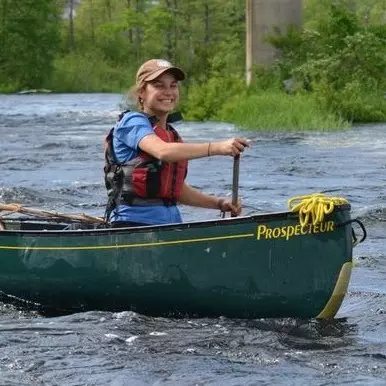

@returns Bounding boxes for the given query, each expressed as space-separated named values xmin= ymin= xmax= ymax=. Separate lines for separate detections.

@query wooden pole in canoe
xmin=231 ymin=155 xmax=240 ymax=217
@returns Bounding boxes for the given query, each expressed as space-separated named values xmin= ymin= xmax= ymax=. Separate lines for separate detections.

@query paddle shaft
xmin=231 ymin=155 xmax=240 ymax=217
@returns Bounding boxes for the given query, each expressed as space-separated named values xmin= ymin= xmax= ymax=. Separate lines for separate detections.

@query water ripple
xmin=0 ymin=94 xmax=385 ymax=385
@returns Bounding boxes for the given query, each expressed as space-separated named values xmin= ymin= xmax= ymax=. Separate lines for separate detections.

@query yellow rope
xmin=288 ymin=193 xmax=349 ymax=227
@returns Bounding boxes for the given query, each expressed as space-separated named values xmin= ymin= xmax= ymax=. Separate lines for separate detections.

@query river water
xmin=0 ymin=93 xmax=385 ymax=385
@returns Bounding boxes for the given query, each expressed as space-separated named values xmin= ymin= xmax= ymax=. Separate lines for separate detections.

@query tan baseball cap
xmin=136 ymin=59 xmax=186 ymax=84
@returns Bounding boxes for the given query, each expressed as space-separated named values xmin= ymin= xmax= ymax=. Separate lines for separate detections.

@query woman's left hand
xmin=217 ymin=198 xmax=242 ymax=217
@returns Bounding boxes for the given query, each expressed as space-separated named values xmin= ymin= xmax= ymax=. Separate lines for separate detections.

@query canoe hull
xmin=0 ymin=207 xmax=353 ymax=318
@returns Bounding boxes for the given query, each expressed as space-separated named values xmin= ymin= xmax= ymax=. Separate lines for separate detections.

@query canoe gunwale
xmin=0 ymin=204 xmax=352 ymax=236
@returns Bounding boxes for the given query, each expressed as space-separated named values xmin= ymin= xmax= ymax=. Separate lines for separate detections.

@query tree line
xmin=0 ymin=0 xmax=385 ymax=127
xmin=0 ymin=0 xmax=244 ymax=91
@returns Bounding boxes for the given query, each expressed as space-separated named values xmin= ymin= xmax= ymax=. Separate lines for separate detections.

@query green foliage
xmin=293 ymin=30 xmax=386 ymax=88
xmin=248 ymin=66 xmax=283 ymax=92
xmin=64 ymin=0 xmax=245 ymax=85
xmin=305 ymin=0 xmax=386 ymax=27
xmin=207 ymin=37 xmax=245 ymax=79
xmin=180 ymin=31 xmax=245 ymax=121
xmin=0 ymin=82 xmax=20 ymax=93
xmin=313 ymin=80 xmax=386 ymax=123
xmin=0 ymin=0 xmax=61 ymax=90
xmin=49 ymin=53 xmax=129 ymax=92
xmin=181 ymin=76 xmax=245 ymax=122
xmin=217 ymin=91 xmax=348 ymax=131
xmin=269 ymin=1 xmax=386 ymax=123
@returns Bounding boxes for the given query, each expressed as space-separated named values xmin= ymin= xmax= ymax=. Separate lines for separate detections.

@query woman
xmin=104 ymin=58 xmax=249 ymax=227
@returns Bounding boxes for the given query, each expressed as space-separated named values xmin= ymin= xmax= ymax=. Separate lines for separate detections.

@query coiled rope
xmin=288 ymin=193 xmax=349 ymax=227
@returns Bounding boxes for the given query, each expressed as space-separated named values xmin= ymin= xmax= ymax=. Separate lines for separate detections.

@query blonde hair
xmin=128 ymin=80 xmax=147 ymax=111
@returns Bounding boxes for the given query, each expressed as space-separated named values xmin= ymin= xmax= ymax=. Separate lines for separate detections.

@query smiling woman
xmin=103 ymin=59 xmax=249 ymax=227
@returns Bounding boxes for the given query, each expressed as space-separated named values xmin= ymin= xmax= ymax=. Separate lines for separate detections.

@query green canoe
xmin=0 ymin=205 xmax=365 ymax=319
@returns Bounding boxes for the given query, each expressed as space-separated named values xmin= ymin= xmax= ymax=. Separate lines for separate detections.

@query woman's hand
xmin=217 ymin=198 xmax=242 ymax=217
xmin=211 ymin=137 xmax=249 ymax=157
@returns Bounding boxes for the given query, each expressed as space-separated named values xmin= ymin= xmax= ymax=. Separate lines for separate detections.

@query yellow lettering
xmin=272 ymin=228 xmax=281 ymax=238
xmin=286 ymin=226 xmax=295 ymax=240
xmin=256 ymin=221 xmax=335 ymax=241
xmin=257 ymin=225 xmax=267 ymax=240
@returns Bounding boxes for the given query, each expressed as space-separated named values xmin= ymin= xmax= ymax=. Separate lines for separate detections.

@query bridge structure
xmin=246 ymin=0 xmax=303 ymax=85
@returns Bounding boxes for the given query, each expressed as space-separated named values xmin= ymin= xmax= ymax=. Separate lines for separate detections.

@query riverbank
xmin=0 ymin=89 xmax=386 ymax=132
xmin=1 ymin=87 xmax=384 ymax=132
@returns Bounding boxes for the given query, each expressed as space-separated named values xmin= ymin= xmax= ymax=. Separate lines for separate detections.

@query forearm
xmin=139 ymin=134 xmax=249 ymax=162
xmin=178 ymin=183 xmax=220 ymax=209
xmin=158 ymin=142 xmax=212 ymax=162
xmin=179 ymin=183 xmax=242 ymax=217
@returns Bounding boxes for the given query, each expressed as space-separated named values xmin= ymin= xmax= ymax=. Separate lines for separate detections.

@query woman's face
xmin=139 ymin=72 xmax=180 ymax=116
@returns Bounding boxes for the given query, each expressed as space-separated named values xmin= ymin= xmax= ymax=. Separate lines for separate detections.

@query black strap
xmin=167 ymin=112 xmax=183 ymax=123
xmin=120 ymin=193 xmax=176 ymax=207
xmin=118 ymin=109 xmax=131 ymax=121
xmin=117 ymin=110 xmax=183 ymax=124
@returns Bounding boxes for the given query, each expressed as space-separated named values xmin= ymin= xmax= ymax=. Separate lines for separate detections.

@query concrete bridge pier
xmin=246 ymin=0 xmax=303 ymax=85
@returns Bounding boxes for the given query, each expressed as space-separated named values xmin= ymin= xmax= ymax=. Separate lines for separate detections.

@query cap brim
xmin=145 ymin=67 xmax=186 ymax=82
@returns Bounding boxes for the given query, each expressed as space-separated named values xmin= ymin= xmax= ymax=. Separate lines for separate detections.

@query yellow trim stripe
xmin=0 ymin=233 xmax=255 ymax=251
xmin=316 ymin=262 xmax=353 ymax=320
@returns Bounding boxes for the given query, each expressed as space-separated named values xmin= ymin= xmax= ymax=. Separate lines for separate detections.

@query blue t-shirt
xmin=109 ymin=112 xmax=183 ymax=225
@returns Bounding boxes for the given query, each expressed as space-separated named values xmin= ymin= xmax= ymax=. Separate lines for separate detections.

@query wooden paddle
xmin=231 ymin=155 xmax=240 ymax=217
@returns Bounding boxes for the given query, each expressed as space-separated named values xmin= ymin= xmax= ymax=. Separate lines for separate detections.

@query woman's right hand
xmin=211 ymin=137 xmax=249 ymax=157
